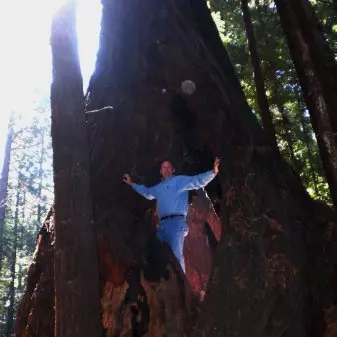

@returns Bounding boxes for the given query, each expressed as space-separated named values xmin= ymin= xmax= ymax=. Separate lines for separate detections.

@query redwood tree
xmin=15 ymin=0 xmax=337 ymax=337
xmin=274 ymin=0 xmax=337 ymax=209
xmin=50 ymin=2 xmax=101 ymax=337
xmin=240 ymin=0 xmax=278 ymax=151
xmin=85 ymin=0 xmax=335 ymax=335
xmin=5 ymin=180 xmax=20 ymax=337
xmin=0 ymin=123 xmax=13 ymax=273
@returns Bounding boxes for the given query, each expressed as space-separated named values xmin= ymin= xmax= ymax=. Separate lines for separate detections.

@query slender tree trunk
xmin=36 ymin=130 xmax=44 ymax=231
xmin=240 ymin=0 xmax=278 ymax=151
xmin=0 ymin=125 xmax=13 ymax=273
xmin=269 ymin=75 xmax=298 ymax=173
xmin=298 ymin=99 xmax=321 ymax=197
xmin=251 ymin=9 xmax=301 ymax=176
xmin=50 ymin=2 xmax=102 ymax=337
xmin=274 ymin=0 xmax=337 ymax=209
xmin=5 ymin=181 xmax=20 ymax=337
xmin=276 ymin=103 xmax=299 ymax=171
xmin=18 ymin=189 xmax=26 ymax=292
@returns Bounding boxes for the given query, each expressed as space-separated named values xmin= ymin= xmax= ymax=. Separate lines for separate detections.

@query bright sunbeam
xmin=77 ymin=1 xmax=102 ymax=88
xmin=0 ymin=0 xmax=102 ymax=171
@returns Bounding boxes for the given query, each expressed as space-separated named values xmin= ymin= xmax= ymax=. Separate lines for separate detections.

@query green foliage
xmin=310 ymin=0 xmax=337 ymax=55
xmin=0 ymin=90 xmax=53 ymax=336
xmin=209 ymin=0 xmax=331 ymax=203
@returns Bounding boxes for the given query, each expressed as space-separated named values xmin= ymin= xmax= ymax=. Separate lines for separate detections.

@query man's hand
xmin=123 ymin=173 xmax=133 ymax=185
xmin=213 ymin=157 xmax=220 ymax=174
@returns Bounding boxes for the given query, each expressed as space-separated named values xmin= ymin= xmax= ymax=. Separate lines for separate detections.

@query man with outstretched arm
xmin=123 ymin=158 xmax=220 ymax=273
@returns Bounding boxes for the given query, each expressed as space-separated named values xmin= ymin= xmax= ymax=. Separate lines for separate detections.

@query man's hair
xmin=159 ymin=159 xmax=175 ymax=168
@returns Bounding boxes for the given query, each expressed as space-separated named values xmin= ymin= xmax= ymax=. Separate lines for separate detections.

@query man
xmin=123 ymin=158 xmax=220 ymax=273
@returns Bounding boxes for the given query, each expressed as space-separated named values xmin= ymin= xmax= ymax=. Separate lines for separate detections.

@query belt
xmin=160 ymin=214 xmax=185 ymax=221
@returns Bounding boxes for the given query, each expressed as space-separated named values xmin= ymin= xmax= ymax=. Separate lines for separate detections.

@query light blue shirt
xmin=131 ymin=170 xmax=216 ymax=218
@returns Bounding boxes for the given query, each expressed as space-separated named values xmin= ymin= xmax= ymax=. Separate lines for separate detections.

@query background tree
xmin=0 ymin=119 xmax=14 ymax=274
xmin=274 ymin=0 xmax=337 ymax=209
xmin=5 ymin=178 xmax=21 ymax=336
xmin=209 ymin=0 xmax=332 ymax=203
xmin=240 ymin=0 xmax=278 ymax=150
xmin=0 ymin=95 xmax=53 ymax=336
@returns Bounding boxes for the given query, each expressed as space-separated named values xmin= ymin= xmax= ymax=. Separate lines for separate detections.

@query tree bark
xmin=274 ymin=0 xmax=337 ymax=209
xmin=50 ymin=2 xmax=102 ymax=337
xmin=0 ymin=124 xmax=13 ymax=274
xmin=240 ymin=0 xmax=279 ymax=151
xmin=185 ymin=189 xmax=222 ymax=300
xmin=14 ymin=209 xmax=55 ymax=337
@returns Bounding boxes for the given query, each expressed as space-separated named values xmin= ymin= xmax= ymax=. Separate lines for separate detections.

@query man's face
xmin=160 ymin=161 xmax=175 ymax=179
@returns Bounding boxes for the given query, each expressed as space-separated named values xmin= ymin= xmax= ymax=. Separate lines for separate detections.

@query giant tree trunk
xmin=0 ymin=124 xmax=13 ymax=273
xmin=15 ymin=0 xmax=337 ymax=336
xmin=240 ymin=0 xmax=278 ymax=151
xmin=50 ymin=3 xmax=101 ymax=337
xmin=84 ymin=0 xmax=335 ymax=336
xmin=274 ymin=0 xmax=337 ymax=209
